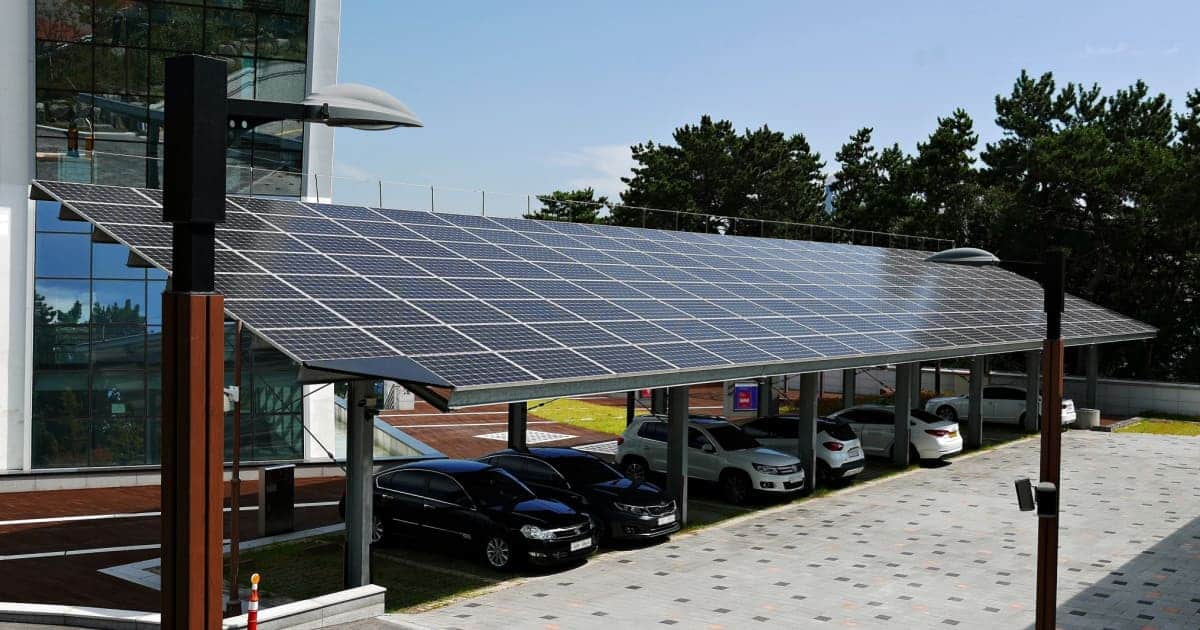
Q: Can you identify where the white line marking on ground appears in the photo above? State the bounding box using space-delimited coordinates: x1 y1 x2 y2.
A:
0 501 338 527
387 421 555 429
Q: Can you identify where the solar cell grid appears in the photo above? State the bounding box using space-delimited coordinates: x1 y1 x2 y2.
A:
413 301 515 325
487 300 579 322
321 299 435 326
454 324 560 351
596 320 681 344
368 326 485 356
305 203 378 221
499 349 610 380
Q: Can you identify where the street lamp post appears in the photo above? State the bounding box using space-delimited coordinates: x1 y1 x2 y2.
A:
925 247 1065 630
161 54 419 629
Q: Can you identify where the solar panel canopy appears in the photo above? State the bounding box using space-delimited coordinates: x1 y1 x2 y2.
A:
32 180 1156 409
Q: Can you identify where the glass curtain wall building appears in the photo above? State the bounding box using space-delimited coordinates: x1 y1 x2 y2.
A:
3 0 342 470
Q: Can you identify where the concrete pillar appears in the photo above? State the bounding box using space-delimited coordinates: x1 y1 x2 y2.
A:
757 377 777 418
1024 351 1041 433
344 380 374 588
841 369 856 409
302 0 342 202
796 373 819 491
910 363 922 410
507 402 527 450
966 356 985 449
651 388 668 415
934 360 942 396
625 391 636 426
1085 344 1099 410
893 363 913 467
666 386 689 524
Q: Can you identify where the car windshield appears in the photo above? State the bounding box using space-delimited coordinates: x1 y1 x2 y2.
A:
458 469 536 508
550 455 623 485
705 424 760 450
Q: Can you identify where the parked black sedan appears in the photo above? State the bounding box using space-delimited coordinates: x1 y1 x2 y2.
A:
347 459 597 570
479 448 680 543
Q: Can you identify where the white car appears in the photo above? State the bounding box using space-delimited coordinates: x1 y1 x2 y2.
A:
616 415 806 504
924 385 1076 426
826 405 963 462
739 415 866 484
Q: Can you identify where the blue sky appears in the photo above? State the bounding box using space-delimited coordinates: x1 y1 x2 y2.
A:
333 0 1199 217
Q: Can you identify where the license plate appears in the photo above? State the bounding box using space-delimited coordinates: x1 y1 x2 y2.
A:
570 538 592 552
848 447 861 456
657 514 676 526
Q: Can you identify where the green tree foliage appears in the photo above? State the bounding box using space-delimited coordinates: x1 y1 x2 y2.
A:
525 188 608 223
614 116 825 234
828 127 915 235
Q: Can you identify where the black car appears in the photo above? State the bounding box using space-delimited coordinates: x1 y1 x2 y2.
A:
361 459 596 570
479 448 680 542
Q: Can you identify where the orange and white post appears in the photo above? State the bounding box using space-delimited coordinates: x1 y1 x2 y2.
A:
247 572 260 630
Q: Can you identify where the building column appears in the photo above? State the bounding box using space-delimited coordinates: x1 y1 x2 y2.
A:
893 362 913 467
302 383 337 462
841 369 856 409
344 379 374 588
966 356 985 449
507 402 527 450
757 377 776 418
1085 344 1099 410
302 0 341 202
666 386 689 525
796 373 819 491
0 0 35 472
1024 351 1041 433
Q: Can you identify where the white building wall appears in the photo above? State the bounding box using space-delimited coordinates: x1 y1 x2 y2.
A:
0 2 36 472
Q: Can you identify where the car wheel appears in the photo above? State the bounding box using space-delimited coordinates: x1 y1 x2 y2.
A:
816 460 833 485
621 456 649 483
370 514 386 545
720 470 752 505
482 534 515 570
909 444 921 465
936 405 958 422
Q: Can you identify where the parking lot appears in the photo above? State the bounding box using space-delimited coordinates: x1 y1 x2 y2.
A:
376 430 1200 630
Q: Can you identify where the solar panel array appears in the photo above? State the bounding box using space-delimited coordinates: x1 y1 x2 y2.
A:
33 180 1155 405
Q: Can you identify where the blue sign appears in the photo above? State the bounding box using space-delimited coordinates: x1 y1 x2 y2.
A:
732 382 758 412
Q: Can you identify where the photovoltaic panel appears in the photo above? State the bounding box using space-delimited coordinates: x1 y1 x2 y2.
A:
32 179 1156 409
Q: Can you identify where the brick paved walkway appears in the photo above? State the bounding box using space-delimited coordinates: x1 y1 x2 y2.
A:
379 431 1200 629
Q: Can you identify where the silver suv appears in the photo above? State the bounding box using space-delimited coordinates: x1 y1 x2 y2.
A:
616 415 806 504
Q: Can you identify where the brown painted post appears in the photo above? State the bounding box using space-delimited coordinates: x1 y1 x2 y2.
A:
161 293 225 628
1036 338 1065 630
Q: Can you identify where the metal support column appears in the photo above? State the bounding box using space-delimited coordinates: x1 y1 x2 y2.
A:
757 377 775 418
796 373 819 491
841 369 856 409
893 362 913 467
651 388 668 415
1085 344 1099 410
625 391 636 426
910 363 922 410
1024 351 1041 433
344 380 374 588
508 402 528 450
666 386 689 524
966 356 985 449
160 54 227 629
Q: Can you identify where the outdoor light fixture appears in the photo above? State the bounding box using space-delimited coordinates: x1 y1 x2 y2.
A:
160 54 419 629
926 246 1065 630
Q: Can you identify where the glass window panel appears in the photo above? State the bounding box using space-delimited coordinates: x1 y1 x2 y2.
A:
93 241 147 279
149 3 203 52
36 232 93 278
93 324 146 367
91 369 146 418
147 281 166 325
95 0 149 47
35 0 93 42
219 55 256 99
36 41 93 91
257 14 306 61
206 8 256 57
35 279 91 324
94 46 150 95
91 279 148 330
146 416 162 464
36 89 91 131
32 415 91 468
92 415 148 466
249 414 302 461
36 200 91 233
33 325 91 369
254 58 305 101
93 140 150 188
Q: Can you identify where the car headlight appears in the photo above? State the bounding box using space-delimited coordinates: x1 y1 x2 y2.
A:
613 502 651 516
753 463 786 475
519 524 554 540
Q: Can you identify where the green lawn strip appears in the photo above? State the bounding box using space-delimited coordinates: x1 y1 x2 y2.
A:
1116 419 1200 436
238 534 500 613
1135 410 1200 422
530 398 628 435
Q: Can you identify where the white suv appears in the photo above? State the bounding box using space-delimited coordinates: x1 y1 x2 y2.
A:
925 385 1076 426
616 415 806 504
739 415 866 484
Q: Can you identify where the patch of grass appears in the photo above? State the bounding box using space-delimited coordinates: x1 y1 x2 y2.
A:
1136 410 1200 422
530 398 628 435
1116 419 1200 436
240 535 496 613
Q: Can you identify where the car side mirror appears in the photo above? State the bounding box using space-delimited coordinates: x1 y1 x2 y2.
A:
702 443 716 454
